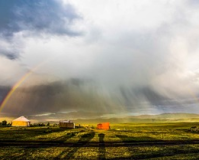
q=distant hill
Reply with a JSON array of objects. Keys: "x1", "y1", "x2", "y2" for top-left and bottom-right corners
[
  {"x1": 131, "y1": 113, "x2": 199, "y2": 119},
  {"x1": 74, "y1": 113, "x2": 199, "y2": 124},
  {"x1": 19, "y1": 113, "x2": 199, "y2": 124}
]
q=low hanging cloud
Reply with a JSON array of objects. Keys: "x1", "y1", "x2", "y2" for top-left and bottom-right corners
[
  {"x1": 1, "y1": 79, "x2": 121, "y2": 117},
  {"x1": 1, "y1": 78, "x2": 199, "y2": 120},
  {"x1": 0, "y1": 0, "x2": 81, "y2": 59}
]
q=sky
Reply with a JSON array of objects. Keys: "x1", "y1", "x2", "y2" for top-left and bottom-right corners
[{"x1": 1, "y1": 0, "x2": 199, "y2": 121}]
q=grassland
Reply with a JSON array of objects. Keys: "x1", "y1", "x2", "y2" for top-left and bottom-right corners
[{"x1": 1, "y1": 122, "x2": 199, "y2": 159}]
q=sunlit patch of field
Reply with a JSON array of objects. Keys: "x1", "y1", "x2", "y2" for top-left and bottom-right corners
[
  {"x1": 149, "y1": 153, "x2": 199, "y2": 160},
  {"x1": 0, "y1": 147, "x2": 69, "y2": 160},
  {"x1": 1, "y1": 145, "x2": 199, "y2": 159},
  {"x1": 1, "y1": 122, "x2": 199, "y2": 159},
  {"x1": 110, "y1": 123, "x2": 199, "y2": 141}
]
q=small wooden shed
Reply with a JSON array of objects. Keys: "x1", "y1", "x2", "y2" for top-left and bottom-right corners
[
  {"x1": 97, "y1": 122, "x2": 110, "y2": 130},
  {"x1": 59, "y1": 120, "x2": 75, "y2": 129}
]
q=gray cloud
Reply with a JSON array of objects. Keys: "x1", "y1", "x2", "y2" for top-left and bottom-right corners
[
  {"x1": 0, "y1": 50, "x2": 18, "y2": 60},
  {"x1": 0, "y1": 0, "x2": 81, "y2": 59},
  {"x1": 1, "y1": 1, "x2": 199, "y2": 120},
  {"x1": 0, "y1": 86, "x2": 11, "y2": 103},
  {"x1": 0, "y1": 79, "x2": 118, "y2": 117},
  {"x1": 0, "y1": 0, "x2": 81, "y2": 36},
  {"x1": 0, "y1": 43, "x2": 20, "y2": 59},
  {"x1": 187, "y1": 0, "x2": 199, "y2": 7},
  {"x1": 1, "y1": 78, "x2": 199, "y2": 120}
]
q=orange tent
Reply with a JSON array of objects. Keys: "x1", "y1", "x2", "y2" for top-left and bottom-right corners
[{"x1": 97, "y1": 122, "x2": 110, "y2": 130}]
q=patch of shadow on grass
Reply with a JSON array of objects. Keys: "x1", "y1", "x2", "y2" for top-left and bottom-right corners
[
  {"x1": 0, "y1": 127, "x2": 69, "y2": 141},
  {"x1": 53, "y1": 132, "x2": 78, "y2": 142},
  {"x1": 98, "y1": 133, "x2": 106, "y2": 160},
  {"x1": 116, "y1": 135, "x2": 157, "y2": 142},
  {"x1": 57, "y1": 131, "x2": 95, "y2": 159},
  {"x1": 116, "y1": 135, "x2": 157, "y2": 159}
]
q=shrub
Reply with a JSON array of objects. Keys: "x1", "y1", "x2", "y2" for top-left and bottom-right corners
[
  {"x1": 1, "y1": 120, "x2": 7, "y2": 126},
  {"x1": 43, "y1": 129, "x2": 52, "y2": 133}
]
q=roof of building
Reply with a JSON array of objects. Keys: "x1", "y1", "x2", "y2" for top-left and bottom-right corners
[
  {"x1": 12, "y1": 116, "x2": 30, "y2": 122},
  {"x1": 59, "y1": 120, "x2": 74, "y2": 123}
]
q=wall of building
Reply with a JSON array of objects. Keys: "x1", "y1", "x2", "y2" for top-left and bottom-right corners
[
  {"x1": 12, "y1": 121, "x2": 30, "y2": 127},
  {"x1": 59, "y1": 122, "x2": 75, "y2": 129},
  {"x1": 97, "y1": 122, "x2": 110, "y2": 130}
]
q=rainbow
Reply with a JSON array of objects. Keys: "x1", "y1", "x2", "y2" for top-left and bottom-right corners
[
  {"x1": 0, "y1": 71, "x2": 34, "y2": 113},
  {"x1": 0, "y1": 60, "x2": 49, "y2": 113}
]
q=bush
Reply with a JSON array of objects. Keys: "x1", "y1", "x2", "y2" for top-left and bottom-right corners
[
  {"x1": 31, "y1": 123, "x2": 46, "y2": 127},
  {"x1": 43, "y1": 129, "x2": 52, "y2": 133},
  {"x1": 1, "y1": 120, "x2": 7, "y2": 126},
  {"x1": 7, "y1": 123, "x2": 11, "y2": 127},
  {"x1": 53, "y1": 124, "x2": 58, "y2": 127},
  {"x1": 75, "y1": 124, "x2": 84, "y2": 128}
]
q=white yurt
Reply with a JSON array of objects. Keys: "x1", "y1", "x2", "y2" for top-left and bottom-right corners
[{"x1": 12, "y1": 116, "x2": 30, "y2": 127}]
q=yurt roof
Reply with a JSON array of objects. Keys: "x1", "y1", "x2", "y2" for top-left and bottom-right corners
[{"x1": 12, "y1": 116, "x2": 30, "y2": 122}]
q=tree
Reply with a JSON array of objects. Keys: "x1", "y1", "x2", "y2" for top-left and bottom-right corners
[
  {"x1": 47, "y1": 122, "x2": 50, "y2": 126},
  {"x1": 2, "y1": 120, "x2": 7, "y2": 126}
]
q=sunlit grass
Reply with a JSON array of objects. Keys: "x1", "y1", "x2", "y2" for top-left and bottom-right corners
[{"x1": 1, "y1": 122, "x2": 199, "y2": 159}]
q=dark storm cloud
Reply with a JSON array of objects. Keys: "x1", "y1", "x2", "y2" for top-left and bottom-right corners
[
  {"x1": 0, "y1": 0, "x2": 81, "y2": 59},
  {"x1": 0, "y1": 0, "x2": 80, "y2": 36},
  {"x1": 133, "y1": 87, "x2": 170, "y2": 106},
  {"x1": 0, "y1": 86, "x2": 11, "y2": 103},
  {"x1": 1, "y1": 79, "x2": 119, "y2": 117},
  {"x1": 1, "y1": 78, "x2": 199, "y2": 119}
]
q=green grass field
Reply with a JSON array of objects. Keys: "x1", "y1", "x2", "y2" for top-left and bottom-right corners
[{"x1": 1, "y1": 122, "x2": 199, "y2": 159}]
